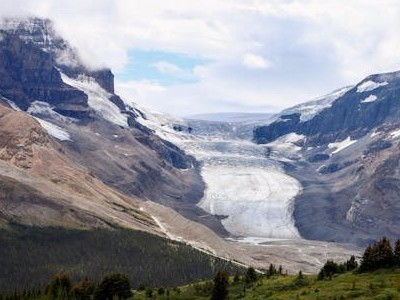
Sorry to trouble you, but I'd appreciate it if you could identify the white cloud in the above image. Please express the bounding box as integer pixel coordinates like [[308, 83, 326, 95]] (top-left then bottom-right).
[[115, 79, 166, 108], [242, 53, 271, 69], [2, 0, 400, 115], [153, 61, 182, 74]]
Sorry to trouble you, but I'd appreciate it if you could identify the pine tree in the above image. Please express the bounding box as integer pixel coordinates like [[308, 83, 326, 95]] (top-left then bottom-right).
[[94, 273, 131, 300], [268, 263, 277, 277], [233, 271, 240, 283], [360, 237, 395, 271], [346, 255, 358, 271], [395, 239, 400, 266], [212, 271, 229, 300], [278, 265, 283, 275], [360, 245, 374, 272], [377, 237, 394, 268], [245, 267, 257, 284]]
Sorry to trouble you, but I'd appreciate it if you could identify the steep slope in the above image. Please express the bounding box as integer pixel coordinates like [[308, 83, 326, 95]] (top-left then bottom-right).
[[0, 103, 158, 231], [253, 71, 400, 245]]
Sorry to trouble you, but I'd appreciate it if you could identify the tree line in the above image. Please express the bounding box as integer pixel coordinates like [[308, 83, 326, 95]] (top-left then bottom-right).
[[318, 236, 400, 280]]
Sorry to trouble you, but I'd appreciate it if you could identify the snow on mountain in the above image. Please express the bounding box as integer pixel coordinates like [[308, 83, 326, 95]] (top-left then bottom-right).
[[61, 73, 128, 127], [328, 137, 358, 154], [390, 129, 400, 139], [0, 17, 80, 68], [267, 133, 305, 151], [33, 117, 71, 141], [4, 99, 21, 111], [27, 101, 77, 123], [356, 80, 388, 93], [279, 86, 353, 122], [361, 95, 378, 103]]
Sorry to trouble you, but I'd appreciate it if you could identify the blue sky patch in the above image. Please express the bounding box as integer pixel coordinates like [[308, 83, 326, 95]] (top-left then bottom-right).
[[115, 49, 210, 85]]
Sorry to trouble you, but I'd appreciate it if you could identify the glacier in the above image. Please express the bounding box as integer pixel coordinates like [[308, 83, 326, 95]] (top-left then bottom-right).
[[137, 112, 302, 244]]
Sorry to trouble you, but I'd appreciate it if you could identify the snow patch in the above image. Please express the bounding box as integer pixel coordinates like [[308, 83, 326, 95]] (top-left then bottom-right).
[[357, 80, 388, 93], [60, 73, 128, 127], [267, 133, 304, 150], [328, 137, 357, 154], [390, 129, 400, 139], [5, 99, 21, 111], [34, 117, 71, 141], [370, 130, 381, 138], [361, 95, 378, 103], [27, 101, 76, 122]]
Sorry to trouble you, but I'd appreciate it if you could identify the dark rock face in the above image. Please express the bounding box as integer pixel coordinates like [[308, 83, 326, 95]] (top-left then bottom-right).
[[1, 17, 115, 94], [254, 113, 301, 143], [60, 65, 115, 94], [0, 32, 89, 114], [0, 17, 117, 116], [307, 153, 330, 162]]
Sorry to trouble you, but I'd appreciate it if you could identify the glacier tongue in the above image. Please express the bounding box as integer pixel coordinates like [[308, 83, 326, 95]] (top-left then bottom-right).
[[198, 164, 300, 240]]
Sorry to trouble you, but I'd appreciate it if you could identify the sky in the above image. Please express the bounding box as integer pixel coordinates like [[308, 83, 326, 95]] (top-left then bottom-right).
[[2, 0, 400, 116]]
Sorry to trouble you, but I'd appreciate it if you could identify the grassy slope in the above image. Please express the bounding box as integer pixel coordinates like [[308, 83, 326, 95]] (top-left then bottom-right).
[[0, 225, 240, 293], [133, 269, 400, 299]]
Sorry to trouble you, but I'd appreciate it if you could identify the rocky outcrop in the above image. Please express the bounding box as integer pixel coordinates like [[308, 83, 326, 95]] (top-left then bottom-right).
[[0, 105, 48, 169], [0, 31, 90, 117]]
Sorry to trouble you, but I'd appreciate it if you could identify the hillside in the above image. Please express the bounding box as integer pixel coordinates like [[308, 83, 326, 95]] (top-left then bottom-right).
[[0, 225, 240, 292], [134, 269, 400, 299]]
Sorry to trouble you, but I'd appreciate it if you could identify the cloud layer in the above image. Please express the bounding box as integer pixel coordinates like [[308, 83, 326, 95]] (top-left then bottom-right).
[[2, 0, 400, 115]]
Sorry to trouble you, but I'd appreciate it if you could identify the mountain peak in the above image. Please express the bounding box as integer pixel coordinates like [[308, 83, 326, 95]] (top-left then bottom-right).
[[0, 16, 81, 69]]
